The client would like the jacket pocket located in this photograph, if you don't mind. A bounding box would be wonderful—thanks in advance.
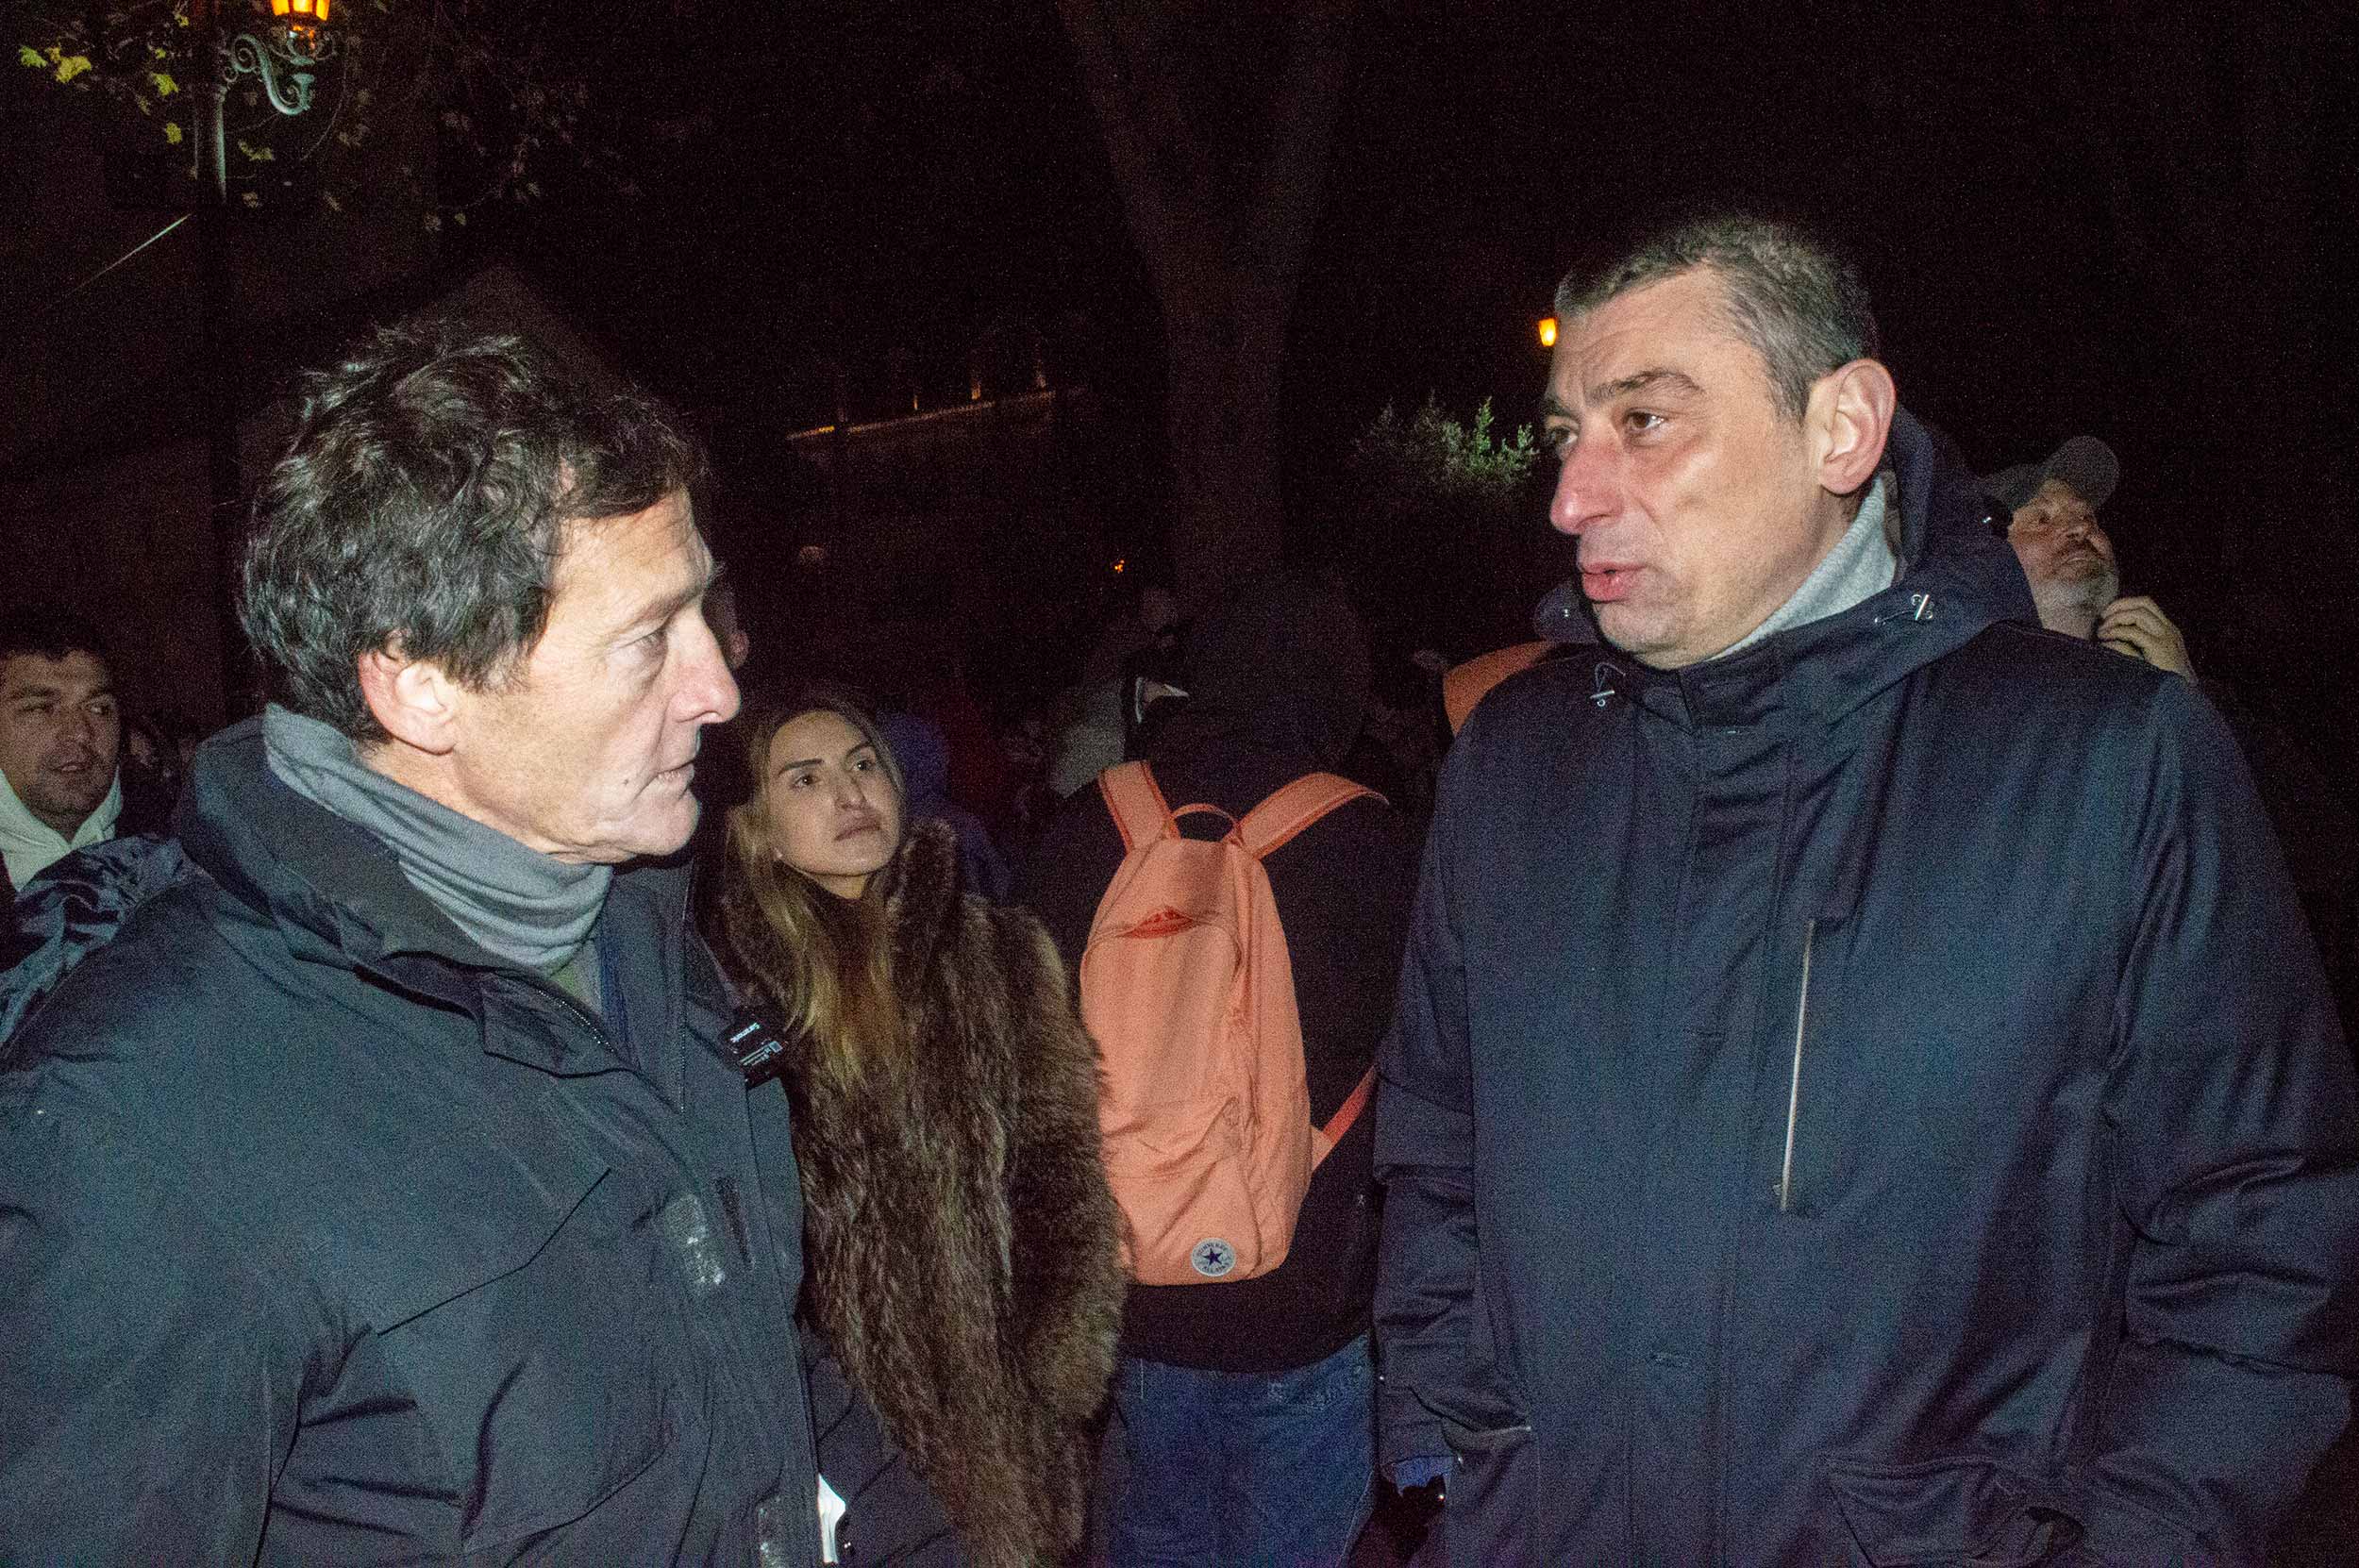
[1822,1454,2083,1567]
[1769,913,1859,1217]
[1438,1418,1535,1568]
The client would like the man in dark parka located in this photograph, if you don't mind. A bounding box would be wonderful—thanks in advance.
[0,324,824,1563]
[1374,217,2359,1565]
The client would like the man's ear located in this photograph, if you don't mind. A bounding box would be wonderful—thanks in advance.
[1809,358,1897,498]
[356,646,463,756]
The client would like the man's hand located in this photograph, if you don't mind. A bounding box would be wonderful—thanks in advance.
[2098,595,2196,679]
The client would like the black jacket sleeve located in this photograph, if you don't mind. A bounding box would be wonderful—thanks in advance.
[2080,677,2359,1560]
[0,1042,305,1558]
[1370,735,1492,1474]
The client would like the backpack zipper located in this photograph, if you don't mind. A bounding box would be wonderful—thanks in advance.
[1776,919,1815,1215]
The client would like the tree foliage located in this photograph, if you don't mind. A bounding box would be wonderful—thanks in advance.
[1350,395,1538,510]
[8,0,638,223]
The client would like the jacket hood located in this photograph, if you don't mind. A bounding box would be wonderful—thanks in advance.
[1149,572,1372,771]
[1531,406,2034,728]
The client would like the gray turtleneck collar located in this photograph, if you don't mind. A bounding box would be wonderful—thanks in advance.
[262,705,611,974]
[1716,471,1900,661]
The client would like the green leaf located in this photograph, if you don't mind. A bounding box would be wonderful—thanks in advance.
[151,70,176,94]
[19,44,47,68]
[163,120,183,143]
[53,51,92,82]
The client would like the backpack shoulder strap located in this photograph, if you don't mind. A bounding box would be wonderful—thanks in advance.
[1319,1065,1378,1148]
[1237,773,1386,860]
[1097,760,1177,852]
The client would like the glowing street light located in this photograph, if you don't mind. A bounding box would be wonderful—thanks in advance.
[1538,316,1558,349]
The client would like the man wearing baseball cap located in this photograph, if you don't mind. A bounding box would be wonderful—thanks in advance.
[1998,432,2359,999]
[1988,435,2199,676]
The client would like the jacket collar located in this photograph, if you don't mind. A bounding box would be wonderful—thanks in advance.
[178,718,694,1080]
[1537,406,2033,732]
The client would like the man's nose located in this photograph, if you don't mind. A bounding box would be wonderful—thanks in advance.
[680,620,741,727]
[1549,438,1614,537]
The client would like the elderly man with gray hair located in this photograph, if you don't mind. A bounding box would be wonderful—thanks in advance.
[0,322,826,1563]
[1375,215,2359,1564]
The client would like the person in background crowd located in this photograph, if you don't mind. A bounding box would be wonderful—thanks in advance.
[1047,580,1181,797]
[723,680,1122,1567]
[122,711,180,800]
[1377,216,2359,1563]
[683,565,755,947]
[1995,437,2359,1043]
[0,322,826,1562]
[880,709,1013,902]
[1022,572,1420,1568]
[0,602,168,899]
[704,571,755,675]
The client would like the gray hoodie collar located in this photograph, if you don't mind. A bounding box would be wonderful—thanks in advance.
[1714,472,1900,660]
[262,706,610,973]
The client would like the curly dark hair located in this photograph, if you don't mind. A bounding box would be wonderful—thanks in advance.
[239,319,705,742]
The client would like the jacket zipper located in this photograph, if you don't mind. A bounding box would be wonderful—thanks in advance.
[1777,919,1815,1214]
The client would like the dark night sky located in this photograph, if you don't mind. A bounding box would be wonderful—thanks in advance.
[17,1,2343,739]
[481,2,2356,655]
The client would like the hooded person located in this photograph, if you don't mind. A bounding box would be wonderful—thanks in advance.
[1018,570,1423,1568]
[1375,216,2358,1565]
[878,710,1012,903]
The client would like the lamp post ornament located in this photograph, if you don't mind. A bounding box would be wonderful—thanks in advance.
[189,0,334,718]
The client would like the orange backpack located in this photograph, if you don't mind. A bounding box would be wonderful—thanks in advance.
[1081,760,1380,1286]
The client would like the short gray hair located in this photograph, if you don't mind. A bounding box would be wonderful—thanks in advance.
[241,321,703,742]
[1554,216,1880,422]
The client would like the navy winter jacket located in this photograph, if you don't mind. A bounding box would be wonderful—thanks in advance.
[1374,409,2359,1564]
[0,719,823,1563]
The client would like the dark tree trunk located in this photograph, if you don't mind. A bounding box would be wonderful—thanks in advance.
[1057,0,1356,609]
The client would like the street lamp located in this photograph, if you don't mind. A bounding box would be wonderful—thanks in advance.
[1538,316,1558,349]
[198,1,334,175]
[188,0,336,715]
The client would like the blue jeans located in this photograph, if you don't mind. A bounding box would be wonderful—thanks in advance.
[1105,1333,1375,1568]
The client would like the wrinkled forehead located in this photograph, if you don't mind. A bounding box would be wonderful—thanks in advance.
[1550,268,1766,408]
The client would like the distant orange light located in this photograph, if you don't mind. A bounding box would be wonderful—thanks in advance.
[272,0,328,21]
[1538,316,1558,348]
[1112,559,1127,574]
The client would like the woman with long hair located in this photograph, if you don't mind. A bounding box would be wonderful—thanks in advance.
[721,681,1123,1567]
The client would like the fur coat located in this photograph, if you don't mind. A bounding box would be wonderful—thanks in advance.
[733,819,1125,1566]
